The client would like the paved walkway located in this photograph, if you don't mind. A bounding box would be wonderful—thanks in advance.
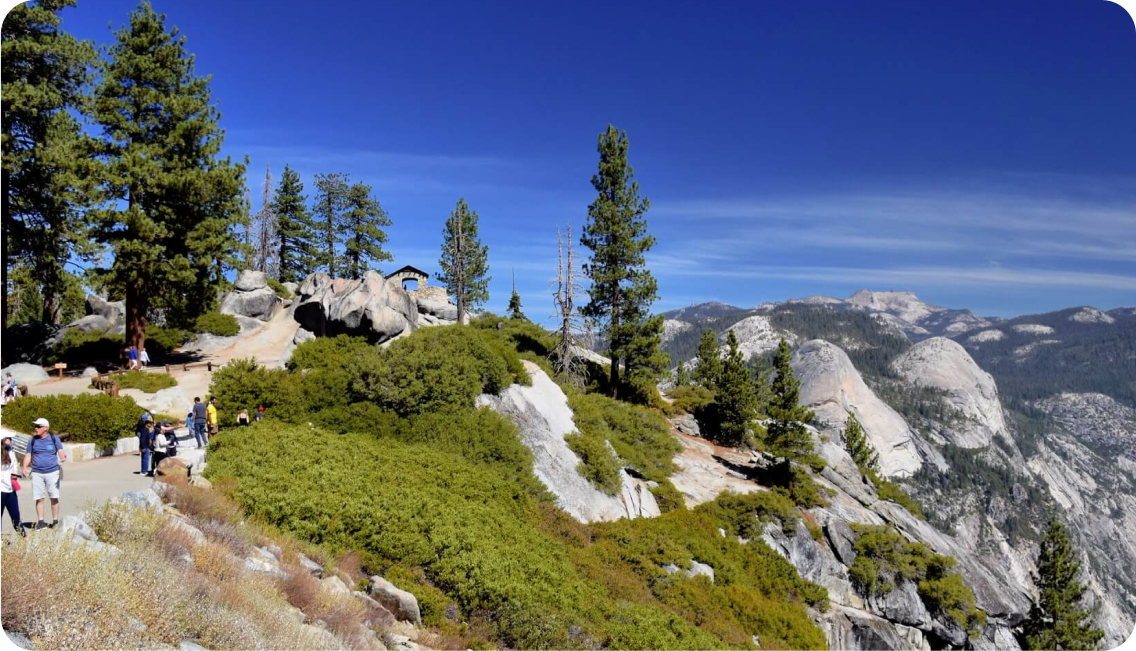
[3,429,206,537]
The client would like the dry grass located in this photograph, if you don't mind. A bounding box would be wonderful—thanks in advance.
[0,497,388,650]
[169,480,242,526]
[337,550,367,586]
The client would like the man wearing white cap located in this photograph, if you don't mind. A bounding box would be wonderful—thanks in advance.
[21,418,66,530]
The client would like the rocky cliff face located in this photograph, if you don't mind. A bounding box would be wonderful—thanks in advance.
[293,271,420,344]
[477,361,660,522]
[791,340,926,478]
[891,338,1008,449]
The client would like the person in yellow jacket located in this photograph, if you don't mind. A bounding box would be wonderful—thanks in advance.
[206,397,219,437]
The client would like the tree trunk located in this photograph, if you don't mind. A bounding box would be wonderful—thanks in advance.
[610,290,621,396]
[125,281,147,354]
[456,213,465,325]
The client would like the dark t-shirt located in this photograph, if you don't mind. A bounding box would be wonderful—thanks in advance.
[137,420,153,447]
[192,402,208,424]
[27,434,63,474]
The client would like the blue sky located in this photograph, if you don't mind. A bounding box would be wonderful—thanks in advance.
[53,0,1136,322]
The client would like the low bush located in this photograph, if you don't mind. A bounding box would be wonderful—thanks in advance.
[471,315,556,358]
[107,370,177,393]
[350,326,513,416]
[208,358,305,426]
[0,393,142,449]
[145,325,194,352]
[848,524,985,631]
[874,476,926,520]
[568,390,680,484]
[194,311,240,337]
[286,334,373,372]
[704,488,801,537]
[267,276,293,299]
[666,384,715,414]
[649,479,687,513]
[564,429,622,495]
[205,423,830,650]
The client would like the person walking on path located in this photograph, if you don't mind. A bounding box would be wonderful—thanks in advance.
[192,397,208,448]
[207,398,219,438]
[21,418,66,530]
[127,346,139,370]
[136,415,154,476]
[1,436,26,537]
[139,348,150,369]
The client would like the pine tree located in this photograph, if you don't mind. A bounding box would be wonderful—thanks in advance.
[2,0,98,327]
[621,313,670,403]
[90,2,244,350]
[437,197,489,324]
[580,125,657,399]
[714,330,759,447]
[1023,518,1104,651]
[272,164,316,283]
[694,329,723,389]
[766,338,816,459]
[507,270,526,320]
[674,360,688,387]
[312,172,348,276]
[341,182,392,280]
[843,412,879,474]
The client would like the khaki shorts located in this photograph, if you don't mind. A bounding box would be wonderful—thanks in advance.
[32,470,60,500]
[208,424,218,435]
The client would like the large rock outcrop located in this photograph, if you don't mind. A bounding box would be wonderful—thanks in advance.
[293,271,418,344]
[477,360,660,522]
[791,340,924,478]
[892,337,1007,448]
[726,315,796,360]
[220,270,279,321]
[85,294,125,326]
[1,363,50,386]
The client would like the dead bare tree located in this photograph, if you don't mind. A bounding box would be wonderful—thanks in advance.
[552,224,586,385]
[242,184,254,269]
[255,163,278,275]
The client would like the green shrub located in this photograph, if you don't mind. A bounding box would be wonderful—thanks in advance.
[208,358,305,426]
[471,315,556,358]
[875,476,926,520]
[350,327,512,416]
[194,311,240,336]
[564,430,622,495]
[267,277,293,299]
[649,479,687,514]
[145,325,193,352]
[706,489,801,537]
[567,391,680,484]
[666,384,715,415]
[286,334,373,372]
[107,370,177,393]
[849,524,985,630]
[0,393,142,449]
[205,423,829,650]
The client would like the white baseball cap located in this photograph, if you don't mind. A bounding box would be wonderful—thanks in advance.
[33,418,49,428]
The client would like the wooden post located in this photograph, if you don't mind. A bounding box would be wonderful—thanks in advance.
[207,362,212,372]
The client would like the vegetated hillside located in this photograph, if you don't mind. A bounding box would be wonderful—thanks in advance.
[200,318,831,650]
[954,307,1136,409]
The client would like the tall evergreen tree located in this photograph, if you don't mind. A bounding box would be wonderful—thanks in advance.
[2,0,98,327]
[621,313,670,403]
[694,329,723,388]
[272,164,316,283]
[580,125,657,399]
[766,338,816,459]
[843,412,879,474]
[312,172,348,277]
[341,182,392,280]
[674,360,688,387]
[1023,518,1104,651]
[507,270,525,320]
[714,330,759,447]
[437,197,489,324]
[90,2,245,349]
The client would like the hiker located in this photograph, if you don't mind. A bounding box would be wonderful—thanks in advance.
[4,373,17,403]
[21,418,67,530]
[186,410,194,432]
[192,397,208,448]
[236,409,250,427]
[139,347,151,369]
[127,345,139,370]
[255,404,265,422]
[1,436,26,537]
[207,397,219,438]
[137,414,154,476]
[152,421,178,470]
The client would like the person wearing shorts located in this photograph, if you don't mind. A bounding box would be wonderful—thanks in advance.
[21,418,67,530]
[207,397,219,437]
